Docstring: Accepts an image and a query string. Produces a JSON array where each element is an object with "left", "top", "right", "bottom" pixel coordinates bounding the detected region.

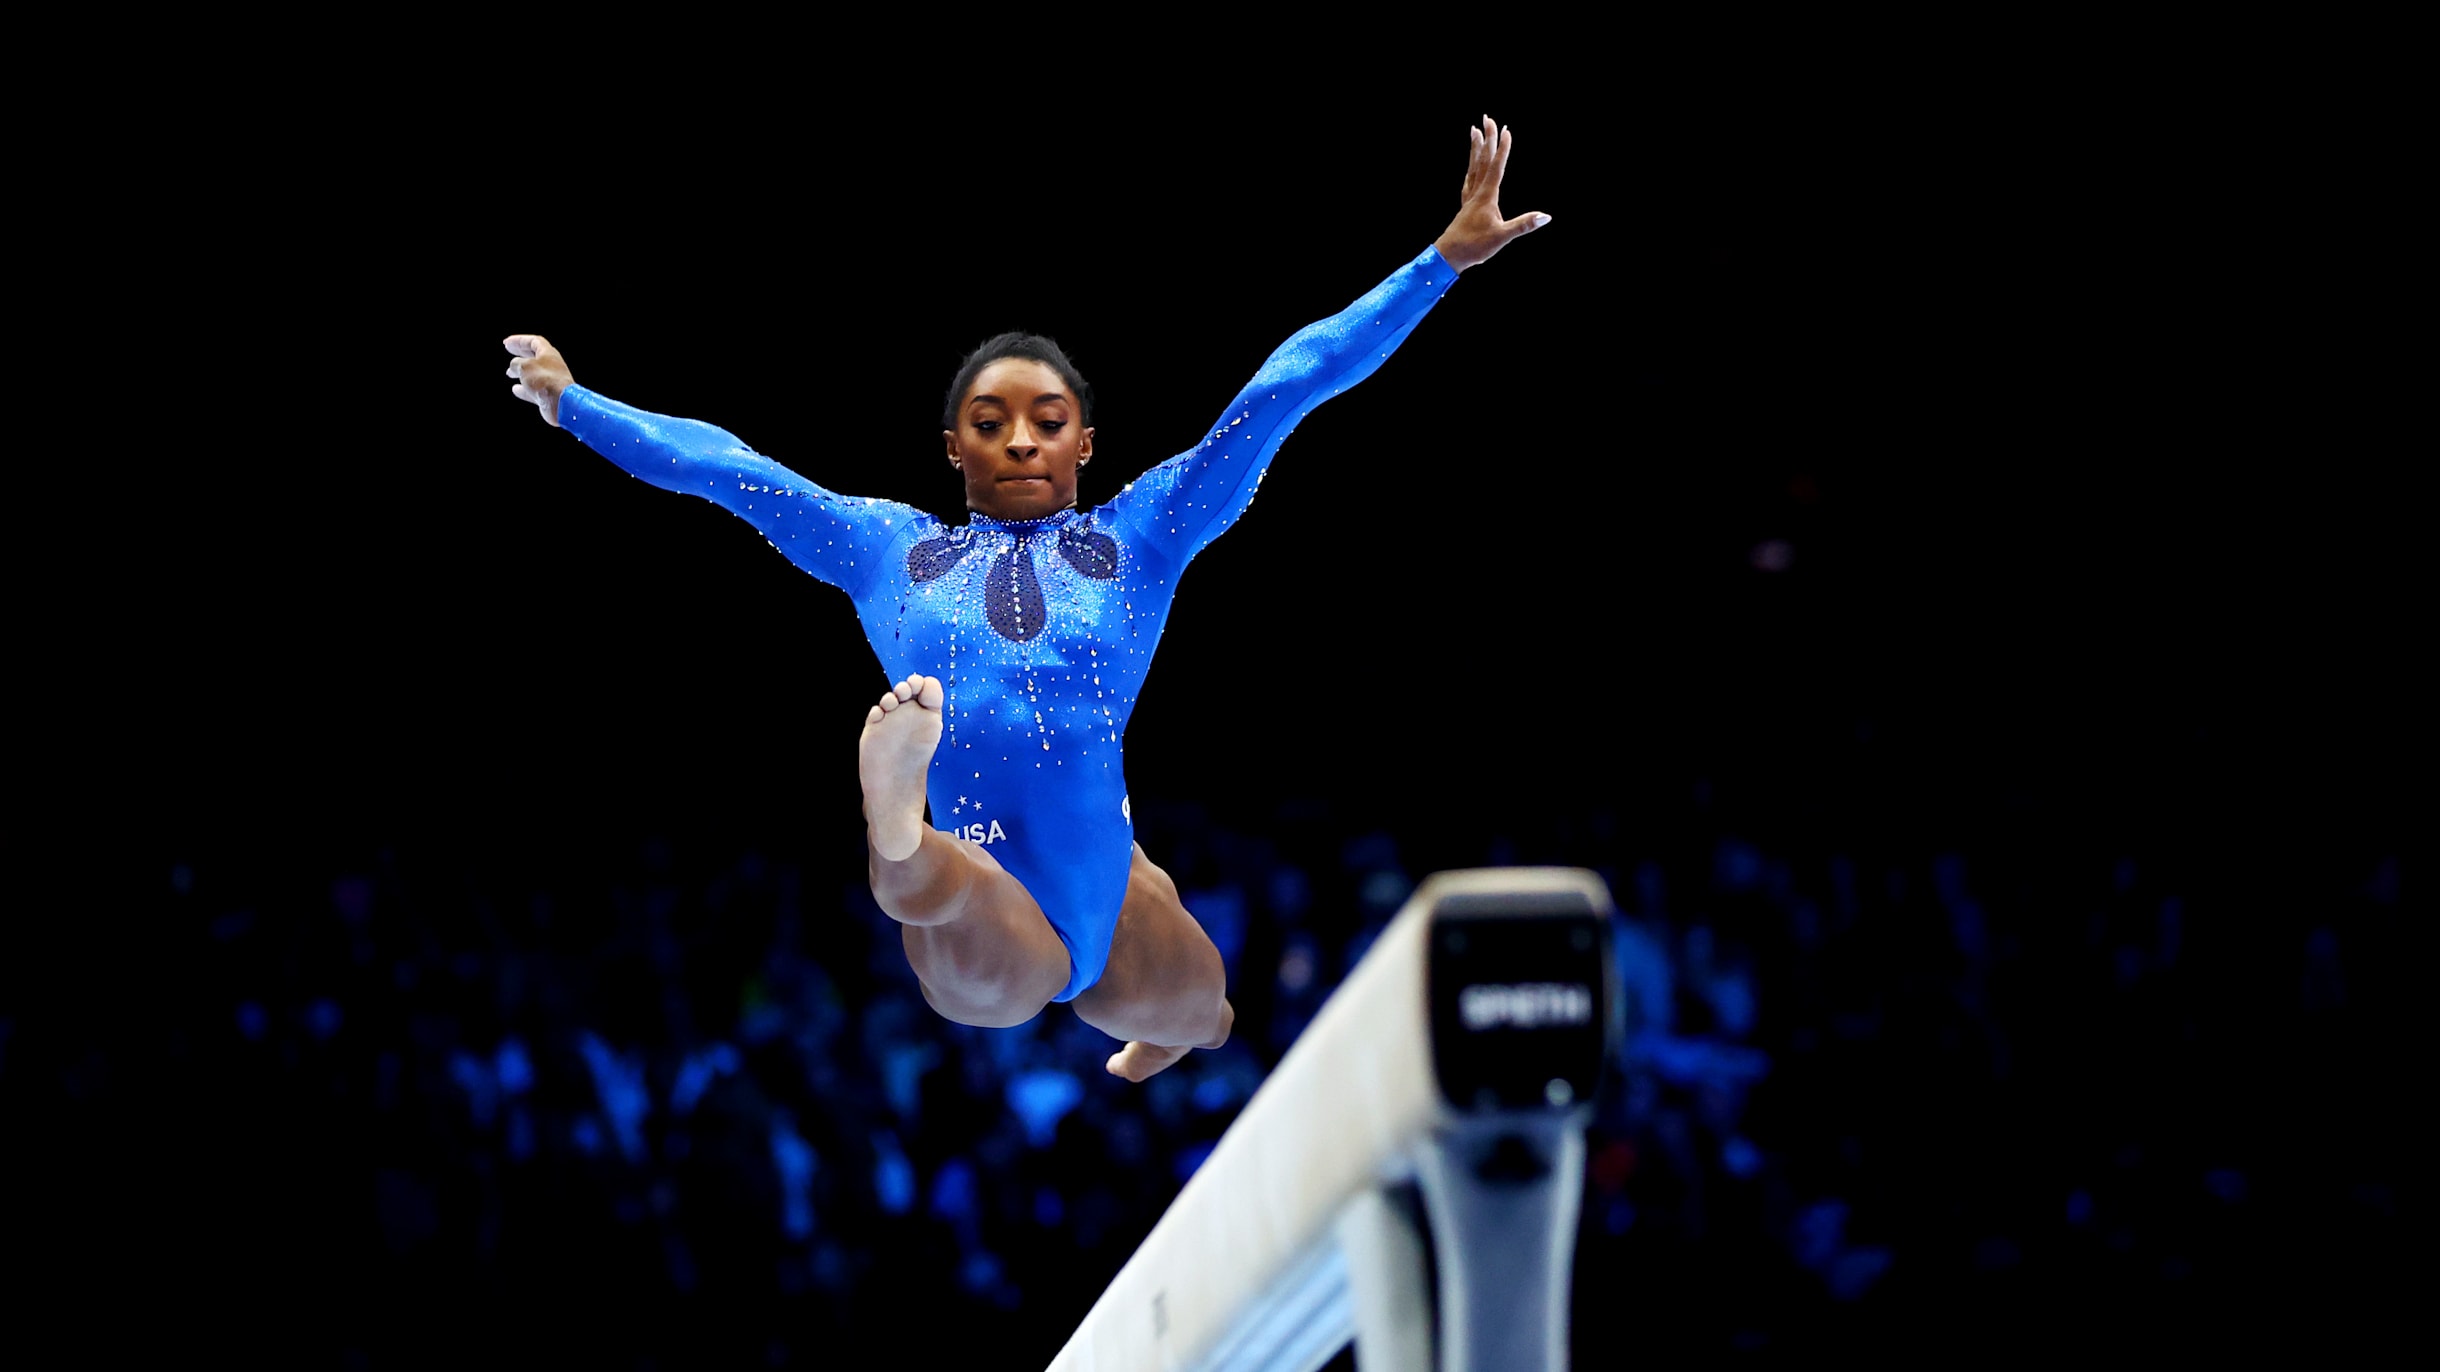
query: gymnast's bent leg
[
  {"left": 861, "top": 675, "right": 1071, "bottom": 1028},
  {"left": 1072, "top": 845, "right": 1235, "bottom": 1082}
]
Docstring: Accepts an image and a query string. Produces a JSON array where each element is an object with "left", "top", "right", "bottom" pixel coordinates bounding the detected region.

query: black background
[{"left": 126, "top": 75, "right": 2410, "bottom": 855}]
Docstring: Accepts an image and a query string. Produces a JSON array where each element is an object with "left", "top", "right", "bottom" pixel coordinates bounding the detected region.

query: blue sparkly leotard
[{"left": 560, "top": 246, "right": 1456, "bottom": 1000}]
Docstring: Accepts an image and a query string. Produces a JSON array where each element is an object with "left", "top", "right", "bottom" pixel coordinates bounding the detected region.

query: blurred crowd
[{"left": 5, "top": 784, "right": 2405, "bottom": 1366}]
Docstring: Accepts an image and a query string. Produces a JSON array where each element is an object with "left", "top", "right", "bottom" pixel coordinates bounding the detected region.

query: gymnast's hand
[
  {"left": 1431, "top": 115, "right": 1550, "bottom": 272},
  {"left": 503, "top": 334, "right": 573, "bottom": 428}
]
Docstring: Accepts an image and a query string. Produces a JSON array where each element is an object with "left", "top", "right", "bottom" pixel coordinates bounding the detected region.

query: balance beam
[{"left": 1048, "top": 867, "right": 1618, "bottom": 1372}]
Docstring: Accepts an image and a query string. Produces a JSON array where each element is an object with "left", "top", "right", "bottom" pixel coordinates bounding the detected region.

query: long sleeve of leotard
[
  {"left": 1104, "top": 245, "right": 1458, "bottom": 570},
  {"left": 558, "top": 384, "right": 927, "bottom": 598}
]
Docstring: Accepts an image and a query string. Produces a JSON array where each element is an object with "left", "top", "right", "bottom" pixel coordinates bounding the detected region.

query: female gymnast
[{"left": 502, "top": 117, "right": 1546, "bottom": 1082}]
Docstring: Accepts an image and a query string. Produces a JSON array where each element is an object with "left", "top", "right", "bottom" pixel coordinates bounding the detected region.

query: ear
[
  {"left": 944, "top": 430, "right": 961, "bottom": 467},
  {"left": 1077, "top": 426, "right": 1095, "bottom": 467}
]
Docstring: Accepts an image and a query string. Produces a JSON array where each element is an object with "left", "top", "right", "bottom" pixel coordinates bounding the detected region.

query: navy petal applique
[
  {"left": 907, "top": 531, "right": 977, "bottom": 583},
  {"left": 1057, "top": 526, "right": 1119, "bottom": 580},
  {"left": 985, "top": 542, "right": 1047, "bottom": 642}
]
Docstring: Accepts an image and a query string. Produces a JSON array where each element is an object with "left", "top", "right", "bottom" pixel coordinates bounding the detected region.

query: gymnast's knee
[
  {"left": 1072, "top": 955, "right": 1228, "bottom": 1050},
  {"left": 1158, "top": 918, "right": 1231, "bottom": 1048},
  {"left": 1198, "top": 995, "right": 1235, "bottom": 1052},
  {"left": 914, "top": 971, "right": 1058, "bottom": 1031},
  {"left": 1164, "top": 961, "right": 1233, "bottom": 1051}
]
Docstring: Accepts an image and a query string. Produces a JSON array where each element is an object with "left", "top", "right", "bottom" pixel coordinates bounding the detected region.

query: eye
[
  {"left": 972, "top": 420, "right": 1002, "bottom": 432},
  {"left": 1037, "top": 420, "right": 1066, "bottom": 433}
]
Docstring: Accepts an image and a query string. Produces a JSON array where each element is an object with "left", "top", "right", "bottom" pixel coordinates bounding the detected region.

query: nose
[{"left": 1004, "top": 419, "right": 1040, "bottom": 459}]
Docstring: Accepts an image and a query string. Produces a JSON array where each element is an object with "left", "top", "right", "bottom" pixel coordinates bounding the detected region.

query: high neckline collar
[{"left": 966, "top": 506, "right": 1082, "bottom": 534}]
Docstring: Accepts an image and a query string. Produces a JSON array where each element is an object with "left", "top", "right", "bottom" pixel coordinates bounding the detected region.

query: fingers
[
  {"left": 1461, "top": 116, "right": 1517, "bottom": 209},
  {"left": 504, "top": 337, "right": 567, "bottom": 427},
  {"left": 509, "top": 382, "right": 559, "bottom": 426},
  {"left": 1466, "top": 117, "right": 1510, "bottom": 203},
  {"left": 1432, "top": 114, "right": 1545, "bottom": 272}
]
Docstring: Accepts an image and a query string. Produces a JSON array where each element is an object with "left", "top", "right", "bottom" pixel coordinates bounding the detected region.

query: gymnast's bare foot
[
  {"left": 1106, "top": 1041, "right": 1192, "bottom": 1083},
  {"left": 860, "top": 675, "right": 944, "bottom": 862}
]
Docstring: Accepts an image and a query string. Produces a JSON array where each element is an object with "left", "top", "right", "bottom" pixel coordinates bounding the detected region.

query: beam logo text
[{"left": 1456, "top": 982, "right": 1594, "bottom": 1031}]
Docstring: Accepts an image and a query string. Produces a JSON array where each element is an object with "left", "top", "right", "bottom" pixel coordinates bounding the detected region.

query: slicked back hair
[{"left": 942, "top": 332, "right": 1094, "bottom": 432}]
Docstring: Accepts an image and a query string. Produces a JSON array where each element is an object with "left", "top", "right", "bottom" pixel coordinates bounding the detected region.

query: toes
[
  {"left": 870, "top": 676, "right": 945, "bottom": 716},
  {"left": 1106, "top": 1041, "right": 1186, "bottom": 1082},
  {"left": 867, "top": 704, "right": 885, "bottom": 725}
]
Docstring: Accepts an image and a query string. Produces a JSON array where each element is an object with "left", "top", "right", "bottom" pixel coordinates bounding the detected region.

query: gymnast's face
[{"left": 946, "top": 359, "right": 1094, "bottom": 522}]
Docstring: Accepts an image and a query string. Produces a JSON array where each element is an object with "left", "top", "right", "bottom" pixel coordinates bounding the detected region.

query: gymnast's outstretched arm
[
  {"left": 1104, "top": 115, "right": 1549, "bottom": 569},
  {"left": 502, "top": 335, "right": 923, "bottom": 598}
]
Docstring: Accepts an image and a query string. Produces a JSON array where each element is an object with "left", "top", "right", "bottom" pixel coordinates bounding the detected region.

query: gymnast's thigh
[
  {"left": 1072, "top": 845, "right": 1226, "bottom": 1037},
  {"left": 897, "top": 835, "right": 1073, "bottom": 1024}
]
